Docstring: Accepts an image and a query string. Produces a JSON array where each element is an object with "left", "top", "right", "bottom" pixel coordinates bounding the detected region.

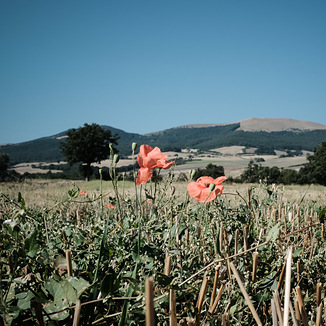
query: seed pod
[
  {"left": 113, "top": 154, "right": 120, "bottom": 164},
  {"left": 189, "top": 169, "right": 196, "bottom": 180},
  {"left": 132, "top": 142, "right": 138, "bottom": 152}
]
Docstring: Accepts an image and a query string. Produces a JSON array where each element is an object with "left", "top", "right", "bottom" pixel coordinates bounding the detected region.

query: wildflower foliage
[{"left": 1, "top": 144, "right": 325, "bottom": 325}]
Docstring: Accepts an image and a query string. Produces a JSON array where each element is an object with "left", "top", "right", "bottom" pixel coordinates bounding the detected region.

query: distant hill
[
  {"left": 1, "top": 118, "right": 326, "bottom": 165},
  {"left": 237, "top": 118, "right": 326, "bottom": 132},
  {"left": 160, "top": 118, "right": 326, "bottom": 133}
]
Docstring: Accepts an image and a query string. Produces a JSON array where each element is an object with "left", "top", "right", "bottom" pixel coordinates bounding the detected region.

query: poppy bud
[
  {"left": 99, "top": 169, "right": 102, "bottom": 175},
  {"left": 189, "top": 169, "right": 196, "bottom": 180},
  {"left": 132, "top": 142, "right": 137, "bottom": 152},
  {"left": 209, "top": 183, "right": 216, "bottom": 192},
  {"left": 113, "top": 154, "right": 120, "bottom": 164}
]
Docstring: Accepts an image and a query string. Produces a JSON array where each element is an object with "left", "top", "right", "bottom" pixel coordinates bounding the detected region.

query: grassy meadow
[
  {"left": 1, "top": 172, "right": 326, "bottom": 325},
  {"left": 1, "top": 178, "right": 325, "bottom": 208}
]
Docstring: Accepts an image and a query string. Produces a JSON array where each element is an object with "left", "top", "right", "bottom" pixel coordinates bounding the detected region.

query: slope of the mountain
[
  {"left": 1, "top": 119, "right": 326, "bottom": 165},
  {"left": 237, "top": 118, "right": 326, "bottom": 132},
  {"left": 159, "top": 118, "right": 326, "bottom": 133}
]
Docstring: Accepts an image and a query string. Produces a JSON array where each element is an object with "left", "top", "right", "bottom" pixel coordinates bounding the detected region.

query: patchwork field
[{"left": 11, "top": 146, "right": 312, "bottom": 178}]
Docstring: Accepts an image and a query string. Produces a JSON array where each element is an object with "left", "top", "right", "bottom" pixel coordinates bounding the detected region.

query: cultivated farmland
[{"left": 1, "top": 165, "right": 326, "bottom": 325}]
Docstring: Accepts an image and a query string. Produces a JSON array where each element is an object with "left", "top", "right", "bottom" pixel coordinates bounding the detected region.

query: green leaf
[
  {"left": 16, "top": 291, "right": 34, "bottom": 310},
  {"left": 44, "top": 279, "right": 77, "bottom": 321},
  {"left": 101, "top": 272, "right": 120, "bottom": 298},
  {"left": 73, "top": 232, "right": 85, "bottom": 246},
  {"left": 131, "top": 250, "right": 141, "bottom": 263},
  {"left": 145, "top": 257, "right": 154, "bottom": 270},
  {"left": 65, "top": 227, "right": 72, "bottom": 237},
  {"left": 119, "top": 263, "right": 138, "bottom": 326},
  {"left": 293, "top": 248, "right": 303, "bottom": 258},
  {"left": 229, "top": 304, "right": 237, "bottom": 316},
  {"left": 266, "top": 223, "right": 280, "bottom": 242},
  {"left": 0, "top": 306, "right": 21, "bottom": 326},
  {"left": 61, "top": 279, "right": 78, "bottom": 304},
  {"left": 18, "top": 192, "right": 26, "bottom": 210},
  {"left": 319, "top": 207, "right": 326, "bottom": 223},
  {"left": 68, "top": 189, "right": 79, "bottom": 198},
  {"left": 24, "top": 230, "right": 39, "bottom": 258},
  {"left": 156, "top": 272, "right": 173, "bottom": 287},
  {"left": 67, "top": 277, "right": 90, "bottom": 297}
]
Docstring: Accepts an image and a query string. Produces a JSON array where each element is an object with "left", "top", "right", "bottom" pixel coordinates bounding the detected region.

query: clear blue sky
[{"left": 1, "top": 0, "right": 325, "bottom": 144}]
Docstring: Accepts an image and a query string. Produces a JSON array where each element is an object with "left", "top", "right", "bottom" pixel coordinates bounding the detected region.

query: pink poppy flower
[
  {"left": 187, "top": 176, "right": 227, "bottom": 203},
  {"left": 136, "top": 145, "right": 175, "bottom": 185}
]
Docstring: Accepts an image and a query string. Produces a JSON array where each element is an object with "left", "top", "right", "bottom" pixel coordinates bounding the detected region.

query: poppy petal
[
  {"left": 148, "top": 147, "right": 167, "bottom": 161},
  {"left": 156, "top": 159, "right": 175, "bottom": 169},
  {"left": 137, "top": 155, "right": 144, "bottom": 168},
  {"left": 139, "top": 144, "right": 154, "bottom": 159},
  {"left": 197, "top": 176, "right": 215, "bottom": 185},
  {"left": 198, "top": 188, "right": 217, "bottom": 203},
  {"left": 214, "top": 176, "right": 227, "bottom": 185},
  {"left": 161, "top": 160, "right": 175, "bottom": 169},
  {"left": 187, "top": 182, "right": 201, "bottom": 198},
  {"left": 142, "top": 156, "right": 158, "bottom": 169},
  {"left": 213, "top": 185, "right": 224, "bottom": 196},
  {"left": 136, "top": 167, "right": 153, "bottom": 185}
]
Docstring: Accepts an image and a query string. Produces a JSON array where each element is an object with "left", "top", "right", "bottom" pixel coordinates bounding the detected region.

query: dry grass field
[
  {"left": 11, "top": 145, "right": 312, "bottom": 179},
  {"left": 2, "top": 178, "right": 325, "bottom": 209}
]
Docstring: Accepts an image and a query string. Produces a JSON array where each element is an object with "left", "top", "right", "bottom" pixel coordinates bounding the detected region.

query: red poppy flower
[
  {"left": 136, "top": 145, "right": 175, "bottom": 185},
  {"left": 105, "top": 204, "right": 115, "bottom": 209},
  {"left": 79, "top": 189, "right": 88, "bottom": 195},
  {"left": 187, "top": 176, "right": 227, "bottom": 203}
]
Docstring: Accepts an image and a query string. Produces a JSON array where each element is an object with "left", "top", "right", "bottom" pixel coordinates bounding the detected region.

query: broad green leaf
[
  {"left": 44, "top": 279, "right": 77, "bottom": 321},
  {"left": 1, "top": 306, "right": 20, "bottom": 326},
  {"left": 266, "top": 223, "right": 280, "bottom": 242},
  {"left": 16, "top": 291, "right": 34, "bottom": 310},
  {"left": 24, "top": 230, "right": 39, "bottom": 258},
  {"left": 61, "top": 279, "right": 77, "bottom": 304},
  {"left": 229, "top": 304, "right": 237, "bottom": 316},
  {"left": 293, "top": 248, "right": 303, "bottom": 258},
  {"left": 67, "top": 277, "right": 90, "bottom": 297}
]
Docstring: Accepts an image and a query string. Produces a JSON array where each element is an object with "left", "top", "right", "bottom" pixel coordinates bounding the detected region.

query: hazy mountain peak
[
  {"left": 237, "top": 118, "right": 326, "bottom": 132},
  {"left": 165, "top": 118, "right": 326, "bottom": 133}
]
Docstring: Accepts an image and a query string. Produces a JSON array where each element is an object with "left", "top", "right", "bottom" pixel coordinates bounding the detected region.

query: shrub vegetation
[{"left": 1, "top": 143, "right": 325, "bottom": 325}]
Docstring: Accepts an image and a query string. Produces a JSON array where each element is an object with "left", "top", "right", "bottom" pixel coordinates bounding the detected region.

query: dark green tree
[
  {"left": 240, "top": 163, "right": 263, "bottom": 183},
  {"left": 60, "top": 123, "right": 118, "bottom": 181},
  {"left": 0, "top": 151, "right": 10, "bottom": 181},
  {"left": 194, "top": 163, "right": 225, "bottom": 179},
  {"left": 300, "top": 141, "right": 326, "bottom": 185},
  {"left": 268, "top": 166, "right": 281, "bottom": 184},
  {"left": 279, "top": 169, "right": 298, "bottom": 185}
]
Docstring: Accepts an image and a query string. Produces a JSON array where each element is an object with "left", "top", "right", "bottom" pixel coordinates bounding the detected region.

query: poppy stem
[{"left": 132, "top": 149, "right": 139, "bottom": 212}]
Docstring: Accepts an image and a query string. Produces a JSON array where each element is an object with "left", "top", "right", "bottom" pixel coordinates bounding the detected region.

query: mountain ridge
[
  {"left": 1, "top": 118, "right": 326, "bottom": 164},
  {"left": 146, "top": 118, "right": 326, "bottom": 135}
]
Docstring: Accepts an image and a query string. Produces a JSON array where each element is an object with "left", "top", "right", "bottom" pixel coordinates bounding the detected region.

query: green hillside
[{"left": 1, "top": 124, "right": 326, "bottom": 165}]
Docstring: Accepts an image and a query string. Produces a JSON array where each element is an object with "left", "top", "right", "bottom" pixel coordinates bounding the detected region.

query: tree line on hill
[
  {"left": 1, "top": 123, "right": 326, "bottom": 186},
  {"left": 193, "top": 140, "right": 326, "bottom": 186},
  {"left": 2, "top": 122, "right": 326, "bottom": 164}
]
